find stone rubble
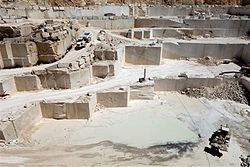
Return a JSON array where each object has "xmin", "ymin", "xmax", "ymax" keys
[
  {"xmin": 181, "ymin": 81, "xmax": 250, "ymax": 104},
  {"xmin": 197, "ymin": 56, "xmax": 219, "ymax": 66}
]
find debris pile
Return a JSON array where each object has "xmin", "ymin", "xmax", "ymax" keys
[
  {"xmin": 204, "ymin": 125, "xmax": 231, "ymax": 158},
  {"xmin": 197, "ymin": 56, "xmax": 219, "ymax": 66},
  {"xmin": 209, "ymin": 125, "xmax": 231, "ymax": 152},
  {"xmin": 209, "ymin": 81, "xmax": 249, "ymax": 104},
  {"xmin": 93, "ymin": 31, "xmax": 121, "ymax": 62},
  {"xmin": 97, "ymin": 30, "xmax": 125, "ymax": 47},
  {"xmin": 181, "ymin": 87, "xmax": 208, "ymax": 98},
  {"xmin": 181, "ymin": 81, "xmax": 250, "ymax": 104}
]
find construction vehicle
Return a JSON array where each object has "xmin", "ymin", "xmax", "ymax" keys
[
  {"xmin": 75, "ymin": 37, "xmax": 86, "ymax": 50},
  {"xmin": 75, "ymin": 32, "xmax": 92, "ymax": 49},
  {"xmin": 178, "ymin": 72, "xmax": 188, "ymax": 78},
  {"xmin": 240, "ymin": 155, "xmax": 250, "ymax": 167},
  {"xmin": 204, "ymin": 125, "xmax": 231, "ymax": 157},
  {"xmin": 138, "ymin": 69, "xmax": 147, "ymax": 83},
  {"xmin": 81, "ymin": 32, "xmax": 92, "ymax": 43}
]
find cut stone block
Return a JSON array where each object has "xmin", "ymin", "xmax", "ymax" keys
[
  {"xmin": 97, "ymin": 87, "xmax": 130, "ymax": 107},
  {"xmin": 40, "ymin": 94, "xmax": 96, "ymax": 119},
  {"xmin": 0, "ymin": 121, "xmax": 17, "ymax": 141},
  {"xmin": 0, "ymin": 77, "xmax": 16, "ymax": 96},
  {"xmin": 92, "ymin": 64, "xmax": 109, "ymax": 78},
  {"xmin": 14, "ymin": 75, "xmax": 42, "ymax": 91},
  {"xmin": 65, "ymin": 94, "xmax": 96, "ymax": 119},
  {"xmin": 125, "ymin": 45, "xmax": 162, "ymax": 65}
]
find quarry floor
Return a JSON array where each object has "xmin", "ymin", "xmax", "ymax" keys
[{"xmin": 0, "ymin": 92, "xmax": 249, "ymax": 166}]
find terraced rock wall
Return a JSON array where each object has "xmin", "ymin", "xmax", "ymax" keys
[{"xmin": 1, "ymin": 0, "xmax": 249, "ymax": 6}]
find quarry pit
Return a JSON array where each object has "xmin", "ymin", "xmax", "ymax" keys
[{"xmin": 0, "ymin": 2, "xmax": 250, "ymax": 166}]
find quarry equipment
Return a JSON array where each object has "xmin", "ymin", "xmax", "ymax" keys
[
  {"xmin": 240, "ymin": 155, "xmax": 250, "ymax": 167},
  {"xmin": 178, "ymin": 72, "xmax": 188, "ymax": 78},
  {"xmin": 139, "ymin": 69, "xmax": 147, "ymax": 83},
  {"xmin": 204, "ymin": 125, "xmax": 231, "ymax": 157},
  {"xmin": 81, "ymin": 32, "xmax": 92, "ymax": 43},
  {"xmin": 219, "ymin": 66, "xmax": 250, "ymax": 77}
]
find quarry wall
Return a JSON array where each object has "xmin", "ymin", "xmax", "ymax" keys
[
  {"xmin": 125, "ymin": 45, "xmax": 162, "ymax": 65},
  {"xmin": 135, "ymin": 18, "xmax": 182, "ymax": 28},
  {"xmin": 152, "ymin": 28, "xmax": 247, "ymax": 38},
  {"xmin": 162, "ymin": 41, "xmax": 248, "ymax": 60},
  {"xmin": 1, "ymin": 4, "xmax": 250, "ymax": 19}
]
